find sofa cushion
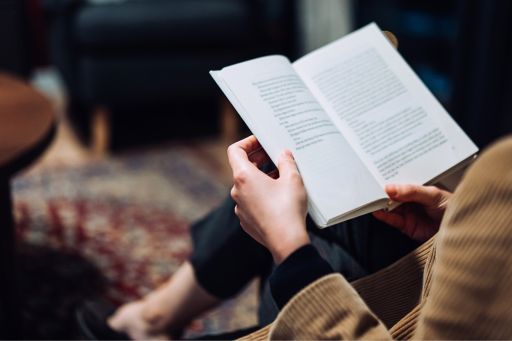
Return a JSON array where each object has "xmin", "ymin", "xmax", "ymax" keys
[
  {"xmin": 77, "ymin": 53, "xmax": 247, "ymax": 104},
  {"xmin": 74, "ymin": 0, "xmax": 256, "ymax": 51}
]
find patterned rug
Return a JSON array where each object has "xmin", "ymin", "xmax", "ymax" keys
[{"xmin": 12, "ymin": 145, "xmax": 258, "ymax": 338}]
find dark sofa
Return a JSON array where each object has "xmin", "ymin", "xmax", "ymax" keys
[{"xmin": 45, "ymin": 0, "xmax": 296, "ymax": 147}]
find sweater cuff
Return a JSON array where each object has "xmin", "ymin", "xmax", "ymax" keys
[{"xmin": 269, "ymin": 244, "xmax": 334, "ymax": 309}]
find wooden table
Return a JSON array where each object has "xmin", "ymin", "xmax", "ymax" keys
[{"xmin": 0, "ymin": 74, "xmax": 57, "ymax": 338}]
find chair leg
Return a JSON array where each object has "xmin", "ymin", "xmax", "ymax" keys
[
  {"xmin": 0, "ymin": 178, "xmax": 21, "ymax": 339},
  {"xmin": 91, "ymin": 106, "xmax": 110, "ymax": 158}
]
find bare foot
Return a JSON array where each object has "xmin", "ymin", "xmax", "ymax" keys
[
  {"xmin": 107, "ymin": 262, "xmax": 220, "ymax": 340},
  {"xmin": 108, "ymin": 299, "xmax": 172, "ymax": 340}
]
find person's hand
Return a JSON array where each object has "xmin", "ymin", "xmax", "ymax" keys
[
  {"xmin": 373, "ymin": 184, "xmax": 452, "ymax": 242},
  {"xmin": 227, "ymin": 136, "xmax": 310, "ymax": 264}
]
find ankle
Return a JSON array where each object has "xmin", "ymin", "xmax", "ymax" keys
[
  {"xmin": 140, "ymin": 302, "xmax": 167, "ymax": 327},
  {"xmin": 140, "ymin": 303, "xmax": 183, "ymax": 338}
]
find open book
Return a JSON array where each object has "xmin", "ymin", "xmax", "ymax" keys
[{"xmin": 210, "ymin": 23, "xmax": 478, "ymax": 228}]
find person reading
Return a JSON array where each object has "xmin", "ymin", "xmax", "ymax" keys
[
  {"xmin": 78, "ymin": 31, "xmax": 424, "ymax": 340},
  {"xmin": 227, "ymin": 134, "xmax": 512, "ymax": 340},
  {"xmin": 76, "ymin": 29, "xmax": 508, "ymax": 340}
]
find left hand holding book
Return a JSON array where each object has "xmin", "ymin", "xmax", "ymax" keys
[{"xmin": 228, "ymin": 135, "xmax": 311, "ymax": 264}]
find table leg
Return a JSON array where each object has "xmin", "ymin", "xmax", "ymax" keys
[{"xmin": 0, "ymin": 177, "xmax": 21, "ymax": 339}]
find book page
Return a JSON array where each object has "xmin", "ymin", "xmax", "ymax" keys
[
  {"xmin": 215, "ymin": 56, "xmax": 385, "ymax": 224},
  {"xmin": 294, "ymin": 23, "xmax": 478, "ymax": 186}
]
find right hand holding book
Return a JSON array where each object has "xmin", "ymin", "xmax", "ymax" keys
[{"xmin": 373, "ymin": 184, "xmax": 452, "ymax": 241}]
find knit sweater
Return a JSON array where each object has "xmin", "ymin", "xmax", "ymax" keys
[{"xmin": 241, "ymin": 136, "xmax": 512, "ymax": 340}]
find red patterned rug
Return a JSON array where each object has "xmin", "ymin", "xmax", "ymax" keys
[{"xmin": 12, "ymin": 145, "xmax": 257, "ymax": 338}]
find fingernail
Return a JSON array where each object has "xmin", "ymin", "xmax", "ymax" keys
[
  {"xmin": 385, "ymin": 184, "xmax": 397, "ymax": 197},
  {"xmin": 283, "ymin": 149, "xmax": 294, "ymax": 159}
]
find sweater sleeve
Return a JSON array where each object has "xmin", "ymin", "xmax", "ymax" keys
[
  {"xmin": 265, "ymin": 137, "xmax": 512, "ymax": 341},
  {"xmin": 269, "ymin": 273, "xmax": 392, "ymax": 340},
  {"xmin": 269, "ymin": 244, "xmax": 334, "ymax": 309},
  {"xmin": 413, "ymin": 136, "xmax": 512, "ymax": 339},
  {"xmin": 265, "ymin": 138, "xmax": 512, "ymax": 340},
  {"xmin": 238, "ymin": 238, "xmax": 432, "ymax": 340}
]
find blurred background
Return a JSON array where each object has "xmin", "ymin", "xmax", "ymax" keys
[{"xmin": 0, "ymin": 0, "xmax": 511, "ymax": 339}]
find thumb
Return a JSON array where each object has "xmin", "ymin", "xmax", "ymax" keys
[
  {"xmin": 277, "ymin": 149, "xmax": 300, "ymax": 179},
  {"xmin": 385, "ymin": 184, "xmax": 446, "ymax": 207}
]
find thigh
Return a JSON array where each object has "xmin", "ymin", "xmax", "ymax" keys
[
  {"xmin": 189, "ymin": 195, "xmax": 272, "ymax": 298},
  {"xmin": 309, "ymin": 213, "xmax": 420, "ymax": 273},
  {"xmin": 258, "ymin": 214, "xmax": 419, "ymax": 325}
]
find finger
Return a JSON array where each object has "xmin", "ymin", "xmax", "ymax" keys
[
  {"xmin": 235, "ymin": 135, "xmax": 262, "ymax": 154},
  {"xmin": 383, "ymin": 31, "xmax": 398, "ymax": 49},
  {"xmin": 235, "ymin": 207, "xmax": 252, "ymax": 235},
  {"xmin": 267, "ymin": 169, "xmax": 279, "ymax": 179},
  {"xmin": 230, "ymin": 186, "xmax": 239, "ymax": 202},
  {"xmin": 277, "ymin": 149, "xmax": 300, "ymax": 180},
  {"xmin": 248, "ymin": 147, "xmax": 271, "ymax": 168},
  {"xmin": 227, "ymin": 137, "xmax": 261, "ymax": 176},
  {"xmin": 385, "ymin": 184, "xmax": 444, "ymax": 207},
  {"xmin": 372, "ymin": 209, "xmax": 406, "ymax": 231}
]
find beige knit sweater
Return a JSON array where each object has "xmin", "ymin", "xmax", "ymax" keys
[{"xmin": 242, "ymin": 136, "xmax": 512, "ymax": 340}]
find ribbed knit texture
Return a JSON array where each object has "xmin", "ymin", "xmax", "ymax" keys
[
  {"xmin": 352, "ymin": 237, "xmax": 434, "ymax": 329},
  {"xmin": 269, "ymin": 273, "xmax": 391, "ymax": 340},
  {"xmin": 413, "ymin": 136, "xmax": 512, "ymax": 339},
  {"xmin": 238, "ymin": 325, "xmax": 271, "ymax": 341},
  {"xmin": 240, "ymin": 136, "xmax": 512, "ymax": 340}
]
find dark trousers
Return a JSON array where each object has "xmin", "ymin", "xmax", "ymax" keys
[{"xmin": 189, "ymin": 195, "xmax": 419, "ymax": 326}]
